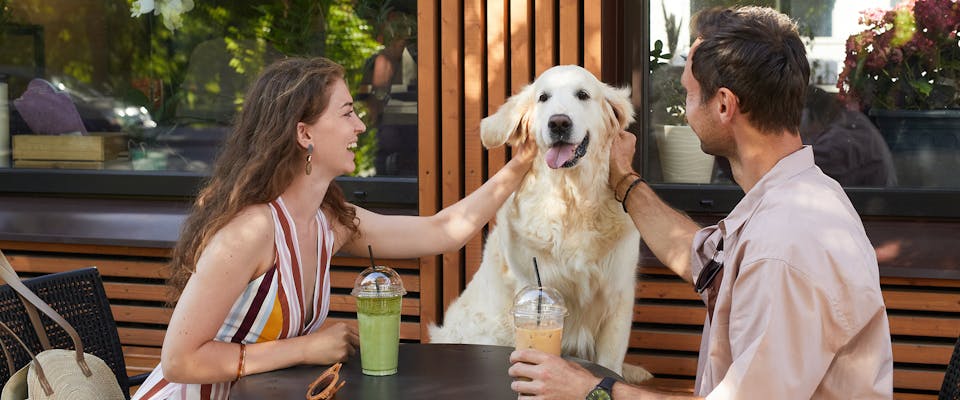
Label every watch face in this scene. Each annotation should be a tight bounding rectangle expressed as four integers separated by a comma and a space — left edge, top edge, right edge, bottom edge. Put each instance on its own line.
586, 387, 612, 400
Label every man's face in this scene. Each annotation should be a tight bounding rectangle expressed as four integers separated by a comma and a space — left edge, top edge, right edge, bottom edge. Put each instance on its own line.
682, 39, 731, 157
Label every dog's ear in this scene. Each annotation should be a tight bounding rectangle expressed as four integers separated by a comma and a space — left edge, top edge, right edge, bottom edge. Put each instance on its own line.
603, 85, 636, 131
481, 83, 535, 149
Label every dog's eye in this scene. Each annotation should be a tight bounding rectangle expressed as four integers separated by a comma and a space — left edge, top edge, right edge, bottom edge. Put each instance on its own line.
576, 90, 590, 101
538, 93, 550, 102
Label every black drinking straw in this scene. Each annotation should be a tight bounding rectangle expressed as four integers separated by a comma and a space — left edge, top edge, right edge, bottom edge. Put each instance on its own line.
368, 245, 380, 294
533, 257, 543, 326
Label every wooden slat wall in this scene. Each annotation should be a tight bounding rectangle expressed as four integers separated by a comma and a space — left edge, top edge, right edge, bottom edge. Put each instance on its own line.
419, 0, 614, 327
634, 265, 960, 399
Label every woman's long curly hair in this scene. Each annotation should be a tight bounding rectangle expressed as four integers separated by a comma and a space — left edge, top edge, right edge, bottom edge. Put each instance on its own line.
167, 57, 360, 303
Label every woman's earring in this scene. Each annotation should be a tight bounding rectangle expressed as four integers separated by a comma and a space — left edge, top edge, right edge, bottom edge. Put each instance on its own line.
305, 144, 314, 175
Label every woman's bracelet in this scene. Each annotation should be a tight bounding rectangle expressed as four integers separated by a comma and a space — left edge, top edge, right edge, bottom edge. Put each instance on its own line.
614, 173, 641, 202
236, 342, 246, 381
620, 177, 644, 213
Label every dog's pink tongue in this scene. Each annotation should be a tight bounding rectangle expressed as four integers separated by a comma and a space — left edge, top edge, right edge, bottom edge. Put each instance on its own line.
545, 143, 577, 169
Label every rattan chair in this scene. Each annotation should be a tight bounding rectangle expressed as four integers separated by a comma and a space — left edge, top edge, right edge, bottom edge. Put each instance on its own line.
941, 336, 960, 399
0, 267, 147, 398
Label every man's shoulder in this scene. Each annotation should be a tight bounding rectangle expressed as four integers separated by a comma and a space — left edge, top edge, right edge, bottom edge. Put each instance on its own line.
739, 175, 879, 288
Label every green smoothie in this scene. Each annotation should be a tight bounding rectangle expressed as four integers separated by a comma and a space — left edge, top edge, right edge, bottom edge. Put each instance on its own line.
356, 295, 402, 376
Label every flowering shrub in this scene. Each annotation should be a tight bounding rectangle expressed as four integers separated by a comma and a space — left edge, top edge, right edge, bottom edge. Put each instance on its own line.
838, 0, 960, 111
130, 0, 195, 31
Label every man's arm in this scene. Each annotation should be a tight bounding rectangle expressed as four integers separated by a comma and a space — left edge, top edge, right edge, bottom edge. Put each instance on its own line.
609, 131, 701, 283
508, 349, 703, 399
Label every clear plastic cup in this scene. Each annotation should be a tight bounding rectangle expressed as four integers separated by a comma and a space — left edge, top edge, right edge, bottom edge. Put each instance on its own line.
513, 286, 566, 356
351, 265, 406, 376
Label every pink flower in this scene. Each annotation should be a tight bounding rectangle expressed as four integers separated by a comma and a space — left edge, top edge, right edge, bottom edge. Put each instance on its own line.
914, 0, 959, 35
840, 0, 960, 110
859, 8, 888, 26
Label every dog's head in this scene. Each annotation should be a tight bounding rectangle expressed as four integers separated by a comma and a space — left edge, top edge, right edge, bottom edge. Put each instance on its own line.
481, 65, 634, 169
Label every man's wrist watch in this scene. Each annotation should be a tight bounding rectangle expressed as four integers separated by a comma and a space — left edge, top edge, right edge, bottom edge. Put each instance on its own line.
585, 377, 616, 400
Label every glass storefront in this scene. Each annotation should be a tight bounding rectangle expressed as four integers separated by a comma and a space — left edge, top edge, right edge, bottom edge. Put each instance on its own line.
0, 0, 418, 180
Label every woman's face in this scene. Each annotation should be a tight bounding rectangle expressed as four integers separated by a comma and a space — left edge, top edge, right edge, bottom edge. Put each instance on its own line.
302, 79, 367, 177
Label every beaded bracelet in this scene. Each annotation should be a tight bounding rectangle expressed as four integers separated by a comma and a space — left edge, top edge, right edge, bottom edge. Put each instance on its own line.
620, 177, 644, 213
236, 343, 246, 381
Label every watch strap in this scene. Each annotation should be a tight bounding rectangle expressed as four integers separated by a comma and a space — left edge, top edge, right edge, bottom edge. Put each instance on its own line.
597, 377, 616, 398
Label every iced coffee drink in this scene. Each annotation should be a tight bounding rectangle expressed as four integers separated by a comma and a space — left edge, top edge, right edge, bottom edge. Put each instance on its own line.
513, 286, 567, 356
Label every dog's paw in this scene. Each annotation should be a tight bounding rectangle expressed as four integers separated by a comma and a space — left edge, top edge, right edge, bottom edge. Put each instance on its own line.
426, 322, 456, 344
621, 362, 654, 385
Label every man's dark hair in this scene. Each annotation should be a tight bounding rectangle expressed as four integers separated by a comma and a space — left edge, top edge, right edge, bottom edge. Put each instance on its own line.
690, 6, 810, 134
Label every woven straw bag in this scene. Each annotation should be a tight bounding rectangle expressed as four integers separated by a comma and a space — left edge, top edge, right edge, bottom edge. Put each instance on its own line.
0, 251, 125, 400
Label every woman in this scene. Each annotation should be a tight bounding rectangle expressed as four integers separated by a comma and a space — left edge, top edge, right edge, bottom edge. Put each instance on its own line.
133, 57, 535, 399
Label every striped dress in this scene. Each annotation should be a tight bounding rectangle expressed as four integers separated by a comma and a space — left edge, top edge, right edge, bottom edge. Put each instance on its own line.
133, 197, 334, 400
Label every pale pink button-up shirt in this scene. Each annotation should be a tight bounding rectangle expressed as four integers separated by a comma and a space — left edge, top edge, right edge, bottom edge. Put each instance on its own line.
690, 146, 893, 399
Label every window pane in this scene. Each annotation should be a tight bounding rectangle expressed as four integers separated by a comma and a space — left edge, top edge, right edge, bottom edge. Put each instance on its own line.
0, 0, 418, 178
632, 0, 960, 189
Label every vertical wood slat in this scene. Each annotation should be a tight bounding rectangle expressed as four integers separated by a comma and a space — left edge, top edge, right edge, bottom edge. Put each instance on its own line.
583, 0, 602, 76
559, 0, 581, 65
534, 0, 556, 76
417, 0, 441, 340
440, 0, 464, 313
464, 0, 486, 283
479, 0, 510, 284
486, 0, 508, 182
511, 0, 533, 91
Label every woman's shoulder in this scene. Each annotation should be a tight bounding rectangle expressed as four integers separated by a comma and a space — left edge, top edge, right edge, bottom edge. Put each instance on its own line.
214, 203, 276, 246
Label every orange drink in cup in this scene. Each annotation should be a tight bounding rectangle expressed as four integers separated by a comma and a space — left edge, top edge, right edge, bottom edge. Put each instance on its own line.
513, 285, 566, 356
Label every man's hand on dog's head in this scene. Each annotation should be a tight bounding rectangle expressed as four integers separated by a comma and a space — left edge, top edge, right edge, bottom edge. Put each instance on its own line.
609, 130, 640, 192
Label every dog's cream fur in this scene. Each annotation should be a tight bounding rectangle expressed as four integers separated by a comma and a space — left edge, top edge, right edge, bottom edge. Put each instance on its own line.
429, 65, 651, 383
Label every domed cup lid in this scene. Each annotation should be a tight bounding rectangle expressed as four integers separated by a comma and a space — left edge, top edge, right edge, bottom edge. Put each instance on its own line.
512, 285, 567, 316
351, 265, 406, 298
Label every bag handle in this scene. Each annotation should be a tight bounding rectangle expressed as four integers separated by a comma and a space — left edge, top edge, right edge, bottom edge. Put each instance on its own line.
0, 250, 93, 378
20, 294, 52, 350
0, 321, 15, 376
0, 320, 55, 396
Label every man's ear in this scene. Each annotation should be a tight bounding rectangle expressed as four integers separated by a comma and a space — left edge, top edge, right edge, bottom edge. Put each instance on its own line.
481, 83, 535, 149
603, 84, 635, 131
716, 88, 739, 123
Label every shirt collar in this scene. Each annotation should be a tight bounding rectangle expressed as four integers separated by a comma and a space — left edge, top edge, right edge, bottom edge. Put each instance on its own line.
718, 145, 816, 238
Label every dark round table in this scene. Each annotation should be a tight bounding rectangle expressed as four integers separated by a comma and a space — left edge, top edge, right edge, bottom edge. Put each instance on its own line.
229, 343, 621, 399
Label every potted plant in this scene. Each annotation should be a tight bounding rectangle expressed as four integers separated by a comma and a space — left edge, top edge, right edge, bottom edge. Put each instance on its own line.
650, 37, 714, 184
837, 0, 960, 186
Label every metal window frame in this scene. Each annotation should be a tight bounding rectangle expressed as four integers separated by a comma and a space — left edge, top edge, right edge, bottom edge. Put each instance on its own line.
0, 170, 418, 208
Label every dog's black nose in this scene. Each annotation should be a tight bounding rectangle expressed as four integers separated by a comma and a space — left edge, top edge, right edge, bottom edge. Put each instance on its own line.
548, 114, 572, 139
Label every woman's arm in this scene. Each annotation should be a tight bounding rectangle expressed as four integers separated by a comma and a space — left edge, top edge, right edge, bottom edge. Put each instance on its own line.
337, 137, 536, 259
160, 205, 358, 383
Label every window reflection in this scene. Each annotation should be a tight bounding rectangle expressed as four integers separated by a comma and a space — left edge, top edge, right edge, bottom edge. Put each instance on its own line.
0, 0, 418, 178
633, 0, 958, 189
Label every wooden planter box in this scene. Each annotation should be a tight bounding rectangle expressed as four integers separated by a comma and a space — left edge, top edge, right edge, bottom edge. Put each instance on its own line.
12, 133, 127, 169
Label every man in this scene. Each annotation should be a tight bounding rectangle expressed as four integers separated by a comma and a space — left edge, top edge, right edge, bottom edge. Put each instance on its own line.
508, 6, 893, 399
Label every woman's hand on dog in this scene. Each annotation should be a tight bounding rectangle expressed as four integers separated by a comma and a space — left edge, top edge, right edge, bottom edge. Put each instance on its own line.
511, 132, 539, 169
509, 349, 596, 399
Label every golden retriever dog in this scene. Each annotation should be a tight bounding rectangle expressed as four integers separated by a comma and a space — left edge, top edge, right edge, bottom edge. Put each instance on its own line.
429, 65, 651, 383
